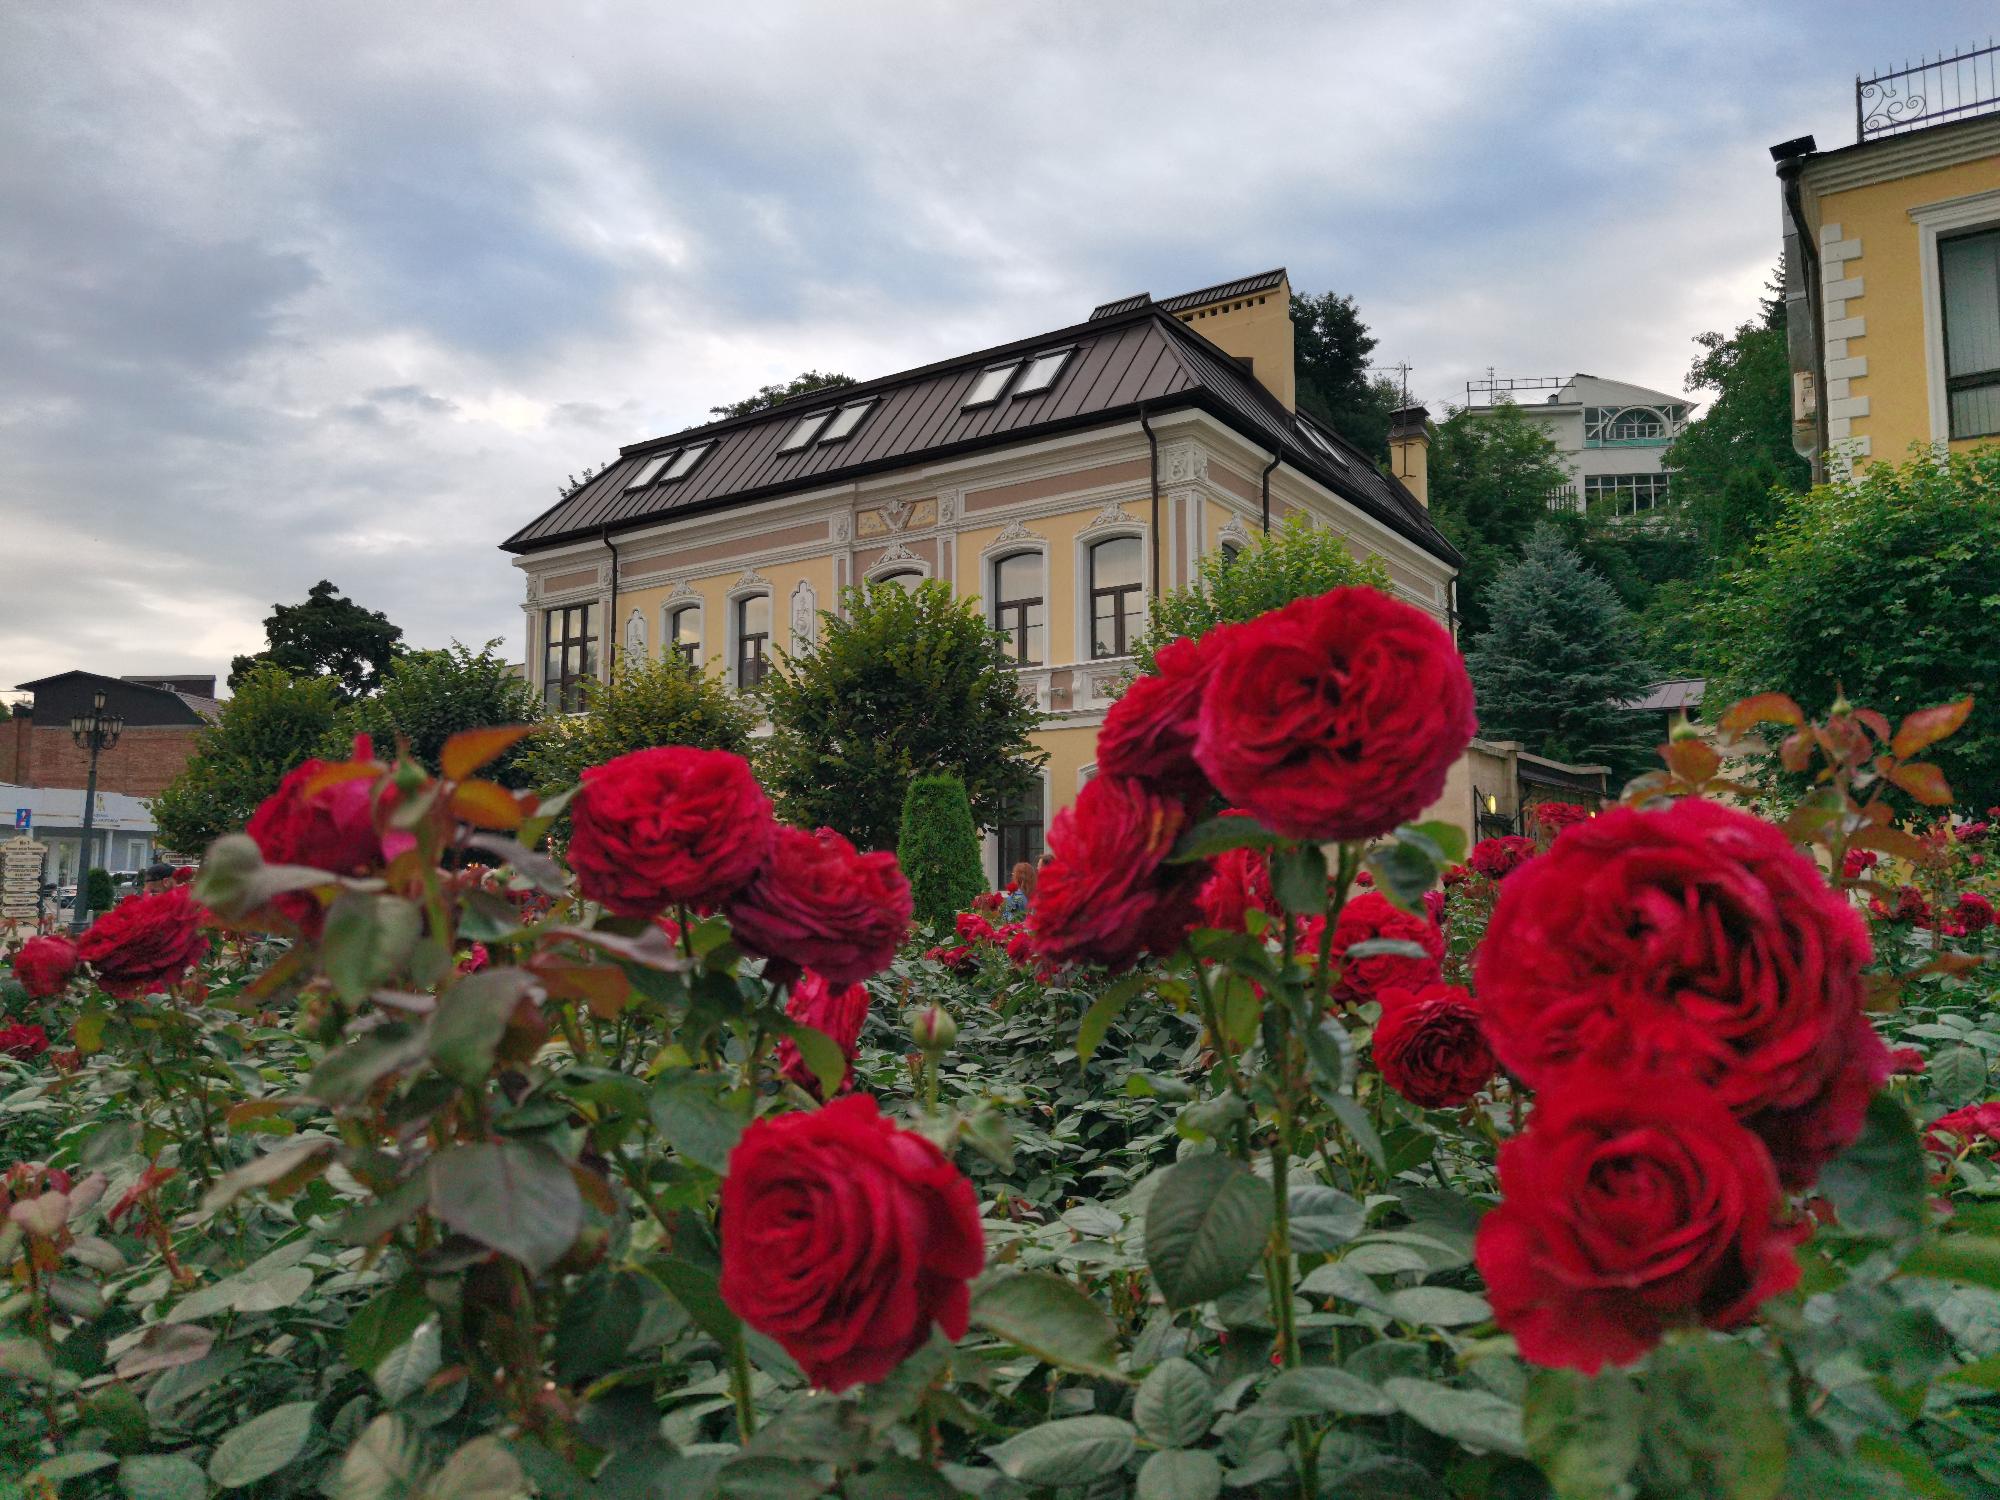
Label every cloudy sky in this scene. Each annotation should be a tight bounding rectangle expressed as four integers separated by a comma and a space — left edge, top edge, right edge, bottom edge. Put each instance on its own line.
2, 2, 1988, 691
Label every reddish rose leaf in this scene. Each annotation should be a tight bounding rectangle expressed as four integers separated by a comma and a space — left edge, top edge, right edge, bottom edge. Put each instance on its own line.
450, 779, 527, 831
1663, 738, 1720, 786
1888, 762, 1955, 807
441, 724, 539, 782
1718, 693, 1805, 733
1847, 826, 1933, 864
1853, 708, 1892, 741
1779, 730, 1814, 773
1890, 697, 1974, 760
301, 760, 380, 798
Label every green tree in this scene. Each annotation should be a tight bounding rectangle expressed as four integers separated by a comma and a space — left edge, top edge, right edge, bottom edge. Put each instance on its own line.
335, 640, 545, 787
519, 652, 756, 790
1136, 514, 1388, 672
898, 774, 987, 930
84, 867, 115, 915
761, 580, 1046, 850
1427, 402, 1574, 637
152, 666, 346, 854
1291, 290, 1400, 456
229, 580, 405, 700
1696, 444, 2000, 811
1465, 525, 1657, 780
710, 370, 857, 420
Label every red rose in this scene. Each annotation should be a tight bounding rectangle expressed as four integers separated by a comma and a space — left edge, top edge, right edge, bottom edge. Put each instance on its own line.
1372, 983, 1495, 1107
1098, 635, 1215, 796
570, 747, 775, 917
1468, 836, 1535, 882
955, 912, 997, 945
1193, 587, 1475, 842
12, 936, 79, 999
1476, 1070, 1805, 1372
246, 748, 410, 936
1195, 846, 1275, 933
1311, 891, 1444, 1007
1841, 847, 1879, 880
719, 1094, 984, 1390
1476, 798, 1885, 1188
728, 826, 912, 987
1887, 1046, 1927, 1076
924, 942, 977, 973
775, 970, 871, 1099
1422, 889, 1445, 927
1533, 802, 1591, 834
1957, 891, 1994, 934
1031, 775, 1201, 970
76, 888, 211, 999
1926, 1102, 2000, 1156
0, 1022, 50, 1061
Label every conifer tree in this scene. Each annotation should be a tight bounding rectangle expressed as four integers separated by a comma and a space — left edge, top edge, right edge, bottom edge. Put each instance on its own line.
898, 774, 988, 931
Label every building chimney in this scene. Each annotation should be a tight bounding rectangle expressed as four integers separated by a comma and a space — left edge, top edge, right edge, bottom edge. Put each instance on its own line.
1146, 270, 1296, 411
1388, 405, 1431, 507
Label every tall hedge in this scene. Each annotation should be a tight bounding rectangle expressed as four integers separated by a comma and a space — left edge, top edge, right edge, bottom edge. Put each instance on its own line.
898, 774, 986, 931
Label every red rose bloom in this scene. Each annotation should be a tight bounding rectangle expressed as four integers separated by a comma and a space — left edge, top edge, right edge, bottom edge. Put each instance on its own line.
1031, 775, 1201, 970
719, 1094, 984, 1391
1476, 798, 1885, 1188
12, 936, 79, 999
0, 1022, 50, 1061
1423, 889, 1445, 927
1195, 846, 1275, 933
1892, 885, 1933, 925
76, 887, 211, 999
1468, 836, 1536, 882
955, 912, 997, 945
1533, 801, 1591, 835
1476, 1070, 1805, 1372
1887, 1046, 1927, 1076
924, 942, 977, 973
570, 747, 775, 917
1372, 983, 1495, 1108
1098, 635, 1215, 797
1313, 891, 1444, 1007
728, 826, 912, 987
1841, 847, 1879, 880
246, 751, 404, 935
775, 969, 871, 1099
1926, 1102, 2000, 1156
1957, 891, 1994, 935
1192, 587, 1476, 842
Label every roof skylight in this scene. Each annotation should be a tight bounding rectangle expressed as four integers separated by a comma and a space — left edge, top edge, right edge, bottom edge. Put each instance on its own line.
1300, 424, 1349, 469
964, 362, 1019, 408
625, 454, 672, 489
818, 399, 876, 443
662, 442, 712, 481
1013, 348, 1073, 397
778, 411, 832, 453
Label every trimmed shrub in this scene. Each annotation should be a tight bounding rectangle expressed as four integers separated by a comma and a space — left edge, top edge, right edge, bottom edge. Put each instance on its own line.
898, 773, 986, 931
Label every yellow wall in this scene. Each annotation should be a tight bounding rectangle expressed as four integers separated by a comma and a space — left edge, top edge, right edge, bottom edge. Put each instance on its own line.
1171, 285, 1296, 411
1033, 724, 1100, 808
956, 500, 1146, 668
618, 553, 838, 681
1819, 153, 2000, 463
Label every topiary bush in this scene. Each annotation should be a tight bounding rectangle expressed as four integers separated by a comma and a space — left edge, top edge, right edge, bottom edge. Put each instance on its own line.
83, 866, 115, 917
898, 772, 987, 931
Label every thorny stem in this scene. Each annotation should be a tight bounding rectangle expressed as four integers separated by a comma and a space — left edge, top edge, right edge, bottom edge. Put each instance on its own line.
729, 1325, 758, 1441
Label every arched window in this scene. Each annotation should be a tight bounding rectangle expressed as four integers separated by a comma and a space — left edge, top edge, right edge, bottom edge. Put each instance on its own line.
668, 603, 702, 666
1606, 407, 1667, 441
1219, 540, 1243, 568
875, 569, 924, 592
992, 552, 1045, 665
1088, 536, 1144, 660
736, 595, 771, 689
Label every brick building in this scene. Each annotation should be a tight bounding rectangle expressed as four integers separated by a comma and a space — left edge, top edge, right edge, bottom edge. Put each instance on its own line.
3, 671, 220, 799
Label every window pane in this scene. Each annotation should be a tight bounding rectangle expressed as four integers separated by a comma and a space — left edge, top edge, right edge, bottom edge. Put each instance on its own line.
1091, 536, 1142, 590
778, 413, 831, 452
1942, 231, 2000, 378
1024, 602, 1044, 666
663, 443, 712, 480
820, 401, 874, 442
878, 570, 922, 592
740, 594, 770, 636
1014, 350, 1070, 396
1951, 381, 2000, 438
965, 364, 1018, 406
995, 551, 1042, 603
672, 606, 702, 655
625, 454, 670, 489
1093, 594, 1118, 657
578, 603, 597, 640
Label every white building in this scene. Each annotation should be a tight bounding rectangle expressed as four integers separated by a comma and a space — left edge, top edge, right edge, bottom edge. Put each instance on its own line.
1464, 374, 1695, 518
1, 783, 160, 890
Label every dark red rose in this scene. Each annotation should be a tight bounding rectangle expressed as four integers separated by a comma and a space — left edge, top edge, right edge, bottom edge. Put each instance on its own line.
1892, 884, 1933, 925
1422, 889, 1445, 927
1372, 983, 1495, 1107
12, 936, 79, 1000
76, 887, 211, 999
1192, 587, 1476, 842
1927, 1102, 2000, 1156
955, 912, 997, 945
719, 1094, 984, 1391
1957, 891, 1994, 935
1841, 847, 1879, 880
1031, 775, 1201, 970
728, 826, 912, 987
1310, 891, 1444, 1007
1533, 801, 1591, 835
1195, 846, 1275, 933
1468, 836, 1536, 882
570, 747, 776, 917
924, 942, 977, 972
1098, 635, 1215, 796
0, 1022, 50, 1061
1887, 1046, 1927, 1076
1476, 1069, 1805, 1372
245, 752, 407, 935
1476, 797, 1885, 1188
775, 970, 871, 1099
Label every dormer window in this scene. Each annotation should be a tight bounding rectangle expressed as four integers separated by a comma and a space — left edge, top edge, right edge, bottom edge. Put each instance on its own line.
1013, 348, 1073, 397
662, 442, 712, 481
1299, 423, 1349, 469
819, 399, 876, 443
964, 362, 1019, 407
625, 454, 672, 489
778, 411, 832, 452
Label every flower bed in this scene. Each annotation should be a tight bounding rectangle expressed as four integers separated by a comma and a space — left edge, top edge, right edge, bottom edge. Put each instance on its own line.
1, 589, 1997, 1498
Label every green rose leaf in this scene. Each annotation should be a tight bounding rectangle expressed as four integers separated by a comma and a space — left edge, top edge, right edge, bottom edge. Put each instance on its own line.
1145, 1156, 1274, 1310
209, 1400, 318, 1489
427, 1140, 582, 1273
986, 1416, 1137, 1485
971, 1270, 1125, 1381
1133, 1357, 1215, 1448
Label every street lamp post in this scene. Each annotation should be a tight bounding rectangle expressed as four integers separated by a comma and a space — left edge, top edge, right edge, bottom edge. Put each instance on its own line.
69, 689, 123, 934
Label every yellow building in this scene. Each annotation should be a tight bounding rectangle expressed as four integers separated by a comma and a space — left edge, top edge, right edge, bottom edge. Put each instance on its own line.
1774, 46, 2000, 477
501, 270, 1468, 876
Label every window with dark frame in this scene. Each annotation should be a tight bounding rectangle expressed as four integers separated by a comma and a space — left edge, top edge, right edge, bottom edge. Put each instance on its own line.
541, 602, 599, 712
995, 776, 1045, 885
736, 594, 771, 689
1088, 535, 1144, 660
992, 552, 1045, 666
669, 603, 703, 666
874, 569, 923, 592
1941, 226, 2000, 439
964, 362, 1019, 407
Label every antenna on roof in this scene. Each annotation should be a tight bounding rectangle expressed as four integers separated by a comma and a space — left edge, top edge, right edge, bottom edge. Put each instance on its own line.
1368, 362, 1416, 407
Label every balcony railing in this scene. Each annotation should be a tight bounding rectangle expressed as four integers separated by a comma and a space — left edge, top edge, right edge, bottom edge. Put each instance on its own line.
1858, 41, 2000, 140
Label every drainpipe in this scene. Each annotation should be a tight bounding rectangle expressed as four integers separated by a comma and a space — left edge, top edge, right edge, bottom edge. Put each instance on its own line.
1258, 450, 1281, 535
1139, 406, 1161, 598
599, 524, 620, 682
1773, 141, 1829, 483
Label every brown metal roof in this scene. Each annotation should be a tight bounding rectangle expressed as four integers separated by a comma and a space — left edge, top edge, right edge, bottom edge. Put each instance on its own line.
1153, 268, 1288, 314
500, 303, 1458, 566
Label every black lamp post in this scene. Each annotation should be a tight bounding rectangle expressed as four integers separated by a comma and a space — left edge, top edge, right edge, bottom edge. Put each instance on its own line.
69, 688, 123, 933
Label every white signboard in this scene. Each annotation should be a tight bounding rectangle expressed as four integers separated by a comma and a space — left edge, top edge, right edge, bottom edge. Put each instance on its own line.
2, 835, 48, 922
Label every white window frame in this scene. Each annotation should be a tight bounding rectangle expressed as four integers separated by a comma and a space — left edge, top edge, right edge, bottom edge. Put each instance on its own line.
663, 599, 705, 668
1012, 348, 1073, 397
662, 442, 712, 481
777, 412, 832, 453
818, 399, 876, 444
624, 454, 671, 489
1073, 520, 1149, 665
986, 546, 1048, 667
1913, 188, 2000, 446
964, 361, 1020, 408
725, 584, 774, 691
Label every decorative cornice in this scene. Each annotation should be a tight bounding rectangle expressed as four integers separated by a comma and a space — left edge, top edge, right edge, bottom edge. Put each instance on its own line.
732, 569, 770, 591
992, 518, 1046, 547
